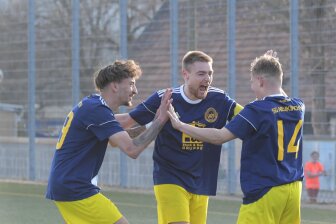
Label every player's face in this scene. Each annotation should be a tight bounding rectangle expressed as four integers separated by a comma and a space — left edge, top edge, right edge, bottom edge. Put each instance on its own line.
183, 61, 213, 100
118, 77, 138, 107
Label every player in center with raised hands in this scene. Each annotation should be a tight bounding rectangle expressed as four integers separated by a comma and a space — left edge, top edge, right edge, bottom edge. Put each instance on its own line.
116, 50, 242, 224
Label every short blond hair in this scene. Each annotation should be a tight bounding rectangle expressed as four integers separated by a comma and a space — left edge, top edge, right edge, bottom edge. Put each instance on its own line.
250, 53, 283, 82
182, 51, 213, 71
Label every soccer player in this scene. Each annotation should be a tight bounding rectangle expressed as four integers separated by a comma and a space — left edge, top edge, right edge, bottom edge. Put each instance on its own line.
168, 50, 305, 224
116, 51, 242, 224
46, 60, 172, 224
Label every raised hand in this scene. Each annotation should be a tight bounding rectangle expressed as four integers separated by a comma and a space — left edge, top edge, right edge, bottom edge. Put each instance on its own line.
265, 49, 278, 59
167, 104, 182, 130
155, 88, 173, 124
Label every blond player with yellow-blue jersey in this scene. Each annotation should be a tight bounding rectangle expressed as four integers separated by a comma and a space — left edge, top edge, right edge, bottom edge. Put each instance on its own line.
116, 51, 242, 224
168, 50, 304, 224
46, 60, 172, 224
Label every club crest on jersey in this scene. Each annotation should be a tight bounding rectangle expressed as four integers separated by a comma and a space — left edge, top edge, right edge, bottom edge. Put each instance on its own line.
204, 107, 218, 123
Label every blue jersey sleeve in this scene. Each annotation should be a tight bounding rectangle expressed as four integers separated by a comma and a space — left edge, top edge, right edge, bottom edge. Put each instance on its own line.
82, 105, 124, 141
207, 88, 240, 124
225, 105, 258, 140
223, 94, 236, 122
129, 90, 162, 125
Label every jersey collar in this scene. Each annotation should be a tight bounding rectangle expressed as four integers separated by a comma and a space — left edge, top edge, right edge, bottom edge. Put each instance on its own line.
262, 94, 285, 100
180, 85, 202, 104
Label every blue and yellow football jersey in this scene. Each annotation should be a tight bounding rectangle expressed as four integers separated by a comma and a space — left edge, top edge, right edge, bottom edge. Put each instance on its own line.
46, 94, 124, 201
129, 85, 241, 195
225, 95, 305, 204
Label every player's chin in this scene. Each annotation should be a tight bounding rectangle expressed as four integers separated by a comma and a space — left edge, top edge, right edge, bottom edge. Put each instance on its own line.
123, 101, 132, 107
198, 91, 208, 99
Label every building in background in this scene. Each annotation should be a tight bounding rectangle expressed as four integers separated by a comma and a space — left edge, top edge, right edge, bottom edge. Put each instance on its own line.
0, 103, 23, 137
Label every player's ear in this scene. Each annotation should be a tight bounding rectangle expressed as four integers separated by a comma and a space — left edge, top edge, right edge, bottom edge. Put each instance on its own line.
258, 76, 264, 87
110, 82, 119, 92
182, 68, 189, 80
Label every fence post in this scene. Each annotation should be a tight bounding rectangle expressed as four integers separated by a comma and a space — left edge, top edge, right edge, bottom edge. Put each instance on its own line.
119, 0, 128, 188
227, 0, 236, 195
290, 0, 299, 98
28, 0, 36, 181
72, 0, 80, 105
170, 0, 179, 87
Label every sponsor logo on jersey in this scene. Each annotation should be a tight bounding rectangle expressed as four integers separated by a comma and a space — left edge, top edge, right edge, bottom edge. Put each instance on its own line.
182, 121, 205, 151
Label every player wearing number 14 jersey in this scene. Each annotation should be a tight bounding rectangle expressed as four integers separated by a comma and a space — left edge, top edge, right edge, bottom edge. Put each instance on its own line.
168, 50, 305, 224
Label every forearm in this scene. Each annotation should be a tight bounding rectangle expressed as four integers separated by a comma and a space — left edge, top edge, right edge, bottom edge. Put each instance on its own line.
115, 113, 137, 129
109, 120, 163, 159
133, 119, 163, 147
125, 125, 146, 138
306, 172, 321, 178
179, 123, 235, 145
127, 119, 164, 158
114, 88, 172, 158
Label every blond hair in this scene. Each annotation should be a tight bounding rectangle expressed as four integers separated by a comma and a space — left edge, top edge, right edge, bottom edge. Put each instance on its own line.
182, 51, 213, 71
250, 53, 283, 82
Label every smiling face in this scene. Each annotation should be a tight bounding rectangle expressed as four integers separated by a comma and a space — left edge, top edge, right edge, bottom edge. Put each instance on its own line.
117, 77, 138, 107
183, 61, 213, 100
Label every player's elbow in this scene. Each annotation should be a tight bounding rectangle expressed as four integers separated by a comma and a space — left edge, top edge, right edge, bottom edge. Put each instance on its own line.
215, 128, 235, 145
128, 151, 139, 159
123, 146, 139, 159
213, 139, 225, 145
211, 131, 227, 145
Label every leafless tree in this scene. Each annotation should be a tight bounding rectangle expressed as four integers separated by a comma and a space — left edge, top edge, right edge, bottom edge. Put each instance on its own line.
35, 0, 164, 101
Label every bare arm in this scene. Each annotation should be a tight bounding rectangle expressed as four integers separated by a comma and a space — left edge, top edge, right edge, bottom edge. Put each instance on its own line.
115, 107, 146, 138
115, 113, 138, 129
109, 89, 172, 159
306, 169, 327, 178
125, 125, 146, 138
109, 118, 165, 159
305, 171, 322, 178
168, 105, 236, 145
